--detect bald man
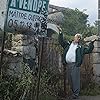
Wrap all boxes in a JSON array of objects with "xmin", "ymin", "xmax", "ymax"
[{"xmin": 58, "ymin": 31, "xmax": 95, "ymax": 99}]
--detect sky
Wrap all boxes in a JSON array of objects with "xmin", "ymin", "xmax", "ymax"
[{"xmin": 49, "ymin": 0, "xmax": 98, "ymax": 25}]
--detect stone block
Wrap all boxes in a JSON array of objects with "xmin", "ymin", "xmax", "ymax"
[
  {"xmin": 0, "ymin": 0, "xmax": 7, "ymax": 30},
  {"xmin": 94, "ymin": 41, "xmax": 100, "ymax": 48},
  {"xmin": 12, "ymin": 34, "xmax": 23, "ymax": 42},
  {"xmin": 7, "ymin": 56, "xmax": 23, "ymax": 76},
  {"xmin": 93, "ymin": 47, "xmax": 100, "ymax": 53},
  {"xmin": 93, "ymin": 64, "xmax": 100, "ymax": 76},
  {"xmin": 21, "ymin": 40, "xmax": 29, "ymax": 46},
  {"xmin": 8, "ymin": 62, "xmax": 23, "ymax": 76},
  {"xmin": 11, "ymin": 46, "xmax": 23, "ymax": 54},
  {"xmin": 91, "ymin": 53, "xmax": 100, "ymax": 64},
  {"xmin": 23, "ymin": 45, "xmax": 36, "ymax": 59},
  {"xmin": 93, "ymin": 64, "xmax": 100, "ymax": 83},
  {"xmin": 8, "ymin": 56, "xmax": 23, "ymax": 63},
  {"xmin": 12, "ymin": 40, "xmax": 23, "ymax": 47}
]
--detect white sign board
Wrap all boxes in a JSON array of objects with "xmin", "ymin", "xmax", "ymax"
[{"xmin": 4, "ymin": 0, "xmax": 49, "ymax": 35}]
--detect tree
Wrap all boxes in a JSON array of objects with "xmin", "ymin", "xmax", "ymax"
[
  {"xmin": 82, "ymin": 23, "xmax": 98, "ymax": 38},
  {"xmin": 61, "ymin": 8, "xmax": 88, "ymax": 36}
]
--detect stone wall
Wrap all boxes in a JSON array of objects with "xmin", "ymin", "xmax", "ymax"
[
  {"xmin": 6, "ymin": 34, "xmax": 37, "ymax": 76},
  {"xmin": 0, "ymin": 0, "xmax": 7, "ymax": 30},
  {"xmin": 84, "ymin": 35, "xmax": 100, "ymax": 83},
  {"xmin": 92, "ymin": 40, "xmax": 100, "ymax": 83}
]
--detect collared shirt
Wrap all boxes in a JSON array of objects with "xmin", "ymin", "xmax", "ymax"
[{"xmin": 66, "ymin": 42, "xmax": 78, "ymax": 63}]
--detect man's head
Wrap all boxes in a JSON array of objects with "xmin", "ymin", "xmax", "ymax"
[{"xmin": 74, "ymin": 33, "xmax": 82, "ymax": 43}]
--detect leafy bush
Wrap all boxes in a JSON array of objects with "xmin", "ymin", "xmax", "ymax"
[{"xmin": 0, "ymin": 63, "xmax": 36, "ymax": 100}]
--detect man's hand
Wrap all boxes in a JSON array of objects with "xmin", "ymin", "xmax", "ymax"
[
  {"xmin": 84, "ymin": 35, "xmax": 99, "ymax": 42},
  {"xmin": 91, "ymin": 39, "xmax": 96, "ymax": 43}
]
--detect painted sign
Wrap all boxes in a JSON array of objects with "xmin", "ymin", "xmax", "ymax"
[{"xmin": 4, "ymin": 0, "xmax": 49, "ymax": 35}]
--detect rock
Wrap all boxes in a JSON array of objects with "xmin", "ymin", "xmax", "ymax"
[
  {"xmin": 12, "ymin": 40, "xmax": 23, "ymax": 47},
  {"xmin": 94, "ymin": 41, "xmax": 100, "ymax": 48},
  {"xmin": 12, "ymin": 34, "xmax": 23, "ymax": 42},
  {"xmin": 47, "ymin": 23, "xmax": 59, "ymax": 33},
  {"xmin": 91, "ymin": 53, "xmax": 100, "ymax": 63},
  {"xmin": 0, "ymin": 0, "xmax": 7, "ymax": 30},
  {"xmin": 11, "ymin": 46, "xmax": 23, "ymax": 54},
  {"xmin": 84, "ymin": 35, "xmax": 100, "ymax": 42},
  {"xmin": 48, "ymin": 12, "xmax": 64, "ymax": 24}
]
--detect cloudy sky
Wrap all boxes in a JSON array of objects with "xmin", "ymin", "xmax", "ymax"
[{"xmin": 49, "ymin": 0, "xmax": 98, "ymax": 25}]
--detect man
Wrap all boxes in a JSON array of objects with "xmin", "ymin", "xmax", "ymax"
[{"xmin": 58, "ymin": 29, "xmax": 95, "ymax": 99}]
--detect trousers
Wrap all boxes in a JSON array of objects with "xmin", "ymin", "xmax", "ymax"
[{"xmin": 67, "ymin": 63, "xmax": 80, "ymax": 97}]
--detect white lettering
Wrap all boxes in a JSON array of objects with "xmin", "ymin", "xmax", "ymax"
[
  {"xmin": 28, "ymin": 0, "xmax": 33, "ymax": 10},
  {"xmin": 37, "ymin": 0, "xmax": 42, "ymax": 12},
  {"xmin": 10, "ymin": 0, "xmax": 16, "ymax": 7},
  {"xmin": 42, "ymin": 1, "xmax": 46, "ymax": 11},
  {"xmin": 23, "ymin": 0, "xmax": 27, "ymax": 9},
  {"xmin": 33, "ymin": 0, "xmax": 38, "ymax": 12},
  {"xmin": 19, "ymin": 0, "xmax": 24, "ymax": 9},
  {"xmin": 10, "ymin": 0, "xmax": 48, "ymax": 14},
  {"xmin": 8, "ymin": 9, "xmax": 27, "ymax": 20},
  {"xmin": 28, "ymin": 14, "xmax": 32, "ymax": 20},
  {"xmin": 9, "ymin": 10, "xmax": 14, "ymax": 16}
]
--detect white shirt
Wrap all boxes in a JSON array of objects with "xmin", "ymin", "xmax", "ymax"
[{"xmin": 66, "ymin": 42, "xmax": 78, "ymax": 63}]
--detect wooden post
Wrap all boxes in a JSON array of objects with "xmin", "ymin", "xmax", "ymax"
[{"xmin": 36, "ymin": 37, "xmax": 44, "ymax": 100}]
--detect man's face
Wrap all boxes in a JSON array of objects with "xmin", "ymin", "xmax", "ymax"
[{"xmin": 74, "ymin": 35, "xmax": 81, "ymax": 43}]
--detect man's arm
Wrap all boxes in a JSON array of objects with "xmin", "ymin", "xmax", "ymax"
[
  {"xmin": 84, "ymin": 41, "xmax": 95, "ymax": 54},
  {"xmin": 58, "ymin": 32, "xmax": 69, "ymax": 49}
]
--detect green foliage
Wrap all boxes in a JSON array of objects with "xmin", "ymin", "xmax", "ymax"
[
  {"xmin": 0, "ymin": 63, "xmax": 36, "ymax": 100},
  {"xmin": 59, "ymin": 8, "xmax": 98, "ymax": 38},
  {"xmin": 64, "ymin": 34, "xmax": 74, "ymax": 41},
  {"xmin": 82, "ymin": 25, "xmax": 98, "ymax": 38},
  {"xmin": 62, "ymin": 8, "xmax": 88, "ymax": 35},
  {"xmin": 0, "ymin": 60, "xmax": 64, "ymax": 100},
  {"xmin": 40, "ymin": 65, "xmax": 63, "ymax": 97}
]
